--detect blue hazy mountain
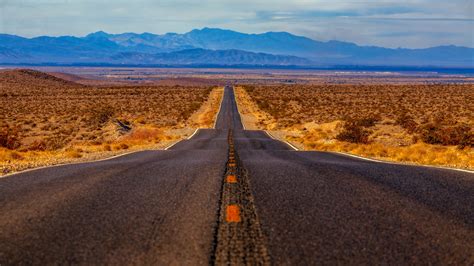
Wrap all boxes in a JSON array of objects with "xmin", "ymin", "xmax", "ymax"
[
  {"xmin": 111, "ymin": 48, "xmax": 311, "ymax": 65},
  {"xmin": 0, "ymin": 28, "xmax": 473, "ymax": 67}
]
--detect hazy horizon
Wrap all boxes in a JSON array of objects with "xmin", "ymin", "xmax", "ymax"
[
  {"xmin": 0, "ymin": 0, "xmax": 472, "ymax": 49},
  {"xmin": 2, "ymin": 27, "xmax": 473, "ymax": 50}
]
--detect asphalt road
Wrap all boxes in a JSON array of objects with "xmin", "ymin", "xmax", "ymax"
[{"xmin": 1, "ymin": 86, "xmax": 473, "ymax": 264}]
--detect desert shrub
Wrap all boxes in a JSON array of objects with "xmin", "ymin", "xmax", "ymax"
[
  {"xmin": 0, "ymin": 126, "xmax": 21, "ymax": 150},
  {"xmin": 189, "ymin": 102, "xmax": 202, "ymax": 112},
  {"xmin": 89, "ymin": 140, "xmax": 103, "ymax": 145},
  {"xmin": 28, "ymin": 140, "xmax": 47, "ymax": 151},
  {"xmin": 44, "ymin": 136, "xmax": 68, "ymax": 150},
  {"xmin": 418, "ymin": 123, "xmax": 472, "ymax": 147},
  {"xmin": 89, "ymin": 106, "xmax": 115, "ymax": 126},
  {"xmin": 123, "ymin": 128, "xmax": 162, "ymax": 142},
  {"xmin": 336, "ymin": 122, "xmax": 370, "ymax": 144},
  {"xmin": 9, "ymin": 151, "xmax": 24, "ymax": 160},
  {"xmin": 65, "ymin": 150, "xmax": 82, "ymax": 158},
  {"xmin": 458, "ymin": 131, "xmax": 474, "ymax": 149},
  {"xmin": 356, "ymin": 117, "xmax": 379, "ymax": 127},
  {"xmin": 343, "ymin": 116, "xmax": 380, "ymax": 128},
  {"xmin": 256, "ymin": 99, "xmax": 270, "ymax": 110},
  {"xmin": 396, "ymin": 113, "xmax": 418, "ymax": 133},
  {"xmin": 119, "ymin": 143, "xmax": 129, "ymax": 150}
]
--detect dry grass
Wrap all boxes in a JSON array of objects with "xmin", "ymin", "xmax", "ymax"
[
  {"xmin": 187, "ymin": 87, "xmax": 224, "ymax": 128},
  {"xmin": 236, "ymin": 85, "xmax": 474, "ymax": 169},
  {"xmin": 0, "ymin": 69, "xmax": 223, "ymax": 175}
]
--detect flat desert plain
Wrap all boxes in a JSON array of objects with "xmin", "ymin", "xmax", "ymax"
[
  {"xmin": 1, "ymin": 66, "xmax": 472, "ymax": 173},
  {"xmin": 236, "ymin": 83, "xmax": 473, "ymax": 169},
  {"xmin": 0, "ymin": 69, "xmax": 223, "ymax": 174}
]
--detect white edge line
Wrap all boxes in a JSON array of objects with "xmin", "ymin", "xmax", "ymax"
[
  {"xmin": 1, "ymin": 150, "xmax": 142, "ymax": 178},
  {"xmin": 213, "ymin": 86, "xmax": 225, "ymax": 129},
  {"xmin": 265, "ymin": 131, "xmax": 473, "ymax": 174},
  {"xmin": 165, "ymin": 128, "xmax": 200, "ymax": 150},
  {"xmin": 187, "ymin": 128, "xmax": 199, "ymax": 140},
  {"xmin": 265, "ymin": 131, "xmax": 298, "ymax": 151},
  {"xmin": 332, "ymin": 151, "xmax": 381, "ymax": 163},
  {"xmin": 164, "ymin": 139, "xmax": 182, "ymax": 150},
  {"xmin": 2, "ymin": 131, "xmax": 200, "ymax": 178},
  {"xmin": 331, "ymin": 151, "xmax": 474, "ymax": 174}
]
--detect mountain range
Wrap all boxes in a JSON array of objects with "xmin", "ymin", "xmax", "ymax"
[{"xmin": 0, "ymin": 27, "xmax": 473, "ymax": 67}]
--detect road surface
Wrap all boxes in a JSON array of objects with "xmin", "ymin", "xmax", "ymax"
[{"xmin": 0, "ymin": 86, "xmax": 473, "ymax": 264}]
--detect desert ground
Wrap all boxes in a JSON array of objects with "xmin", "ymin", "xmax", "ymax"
[
  {"xmin": 235, "ymin": 84, "xmax": 473, "ymax": 169},
  {"xmin": 0, "ymin": 68, "xmax": 473, "ymax": 264},
  {"xmin": 0, "ymin": 69, "xmax": 223, "ymax": 174},
  {"xmin": 1, "ymin": 66, "xmax": 472, "ymax": 173},
  {"xmin": 18, "ymin": 66, "xmax": 474, "ymax": 85}
]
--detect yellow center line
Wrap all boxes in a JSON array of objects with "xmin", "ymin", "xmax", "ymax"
[
  {"xmin": 226, "ymin": 205, "xmax": 241, "ymax": 222},
  {"xmin": 226, "ymin": 174, "xmax": 237, "ymax": 183}
]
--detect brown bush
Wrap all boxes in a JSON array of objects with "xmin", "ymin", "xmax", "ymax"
[
  {"xmin": 346, "ymin": 116, "xmax": 380, "ymax": 128},
  {"xmin": 418, "ymin": 123, "xmax": 473, "ymax": 148},
  {"xmin": 89, "ymin": 106, "xmax": 115, "ymax": 127},
  {"xmin": 65, "ymin": 150, "xmax": 82, "ymax": 158},
  {"xmin": 396, "ymin": 113, "xmax": 418, "ymax": 133},
  {"xmin": 336, "ymin": 122, "xmax": 370, "ymax": 144},
  {"xmin": 43, "ymin": 136, "xmax": 68, "ymax": 151},
  {"xmin": 123, "ymin": 128, "xmax": 162, "ymax": 142},
  {"xmin": 119, "ymin": 143, "xmax": 129, "ymax": 150},
  {"xmin": 0, "ymin": 126, "xmax": 21, "ymax": 150},
  {"xmin": 28, "ymin": 140, "xmax": 48, "ymax": 151}
]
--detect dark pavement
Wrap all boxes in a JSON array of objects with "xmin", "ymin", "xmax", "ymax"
[{"xmin": 0, "ymin": 86, "xmax": 473, "ymax": 264}]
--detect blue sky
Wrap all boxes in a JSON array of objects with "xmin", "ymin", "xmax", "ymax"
[{"xmin": 0, "ymin": 0, "xmax": 473, "ymax": 48}]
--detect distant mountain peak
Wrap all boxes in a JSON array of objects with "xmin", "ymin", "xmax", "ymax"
[
  {"xmin": 1, "ymin": 28, "xmax": 473, "ymax": 67},
  {"xmin": 86, "ymin": 31, "xmax": 110, "ymax": 38},
  {"xmin": 111, "ymin": 48, "xmax": 312, "ymax": 65},
  {"xmin": 188, "ymin": 27, "xmax": 241, "ymax": 35},
  {"xmin": 199, "ymin": 27, "xmax": 229, "ymax": 32}
]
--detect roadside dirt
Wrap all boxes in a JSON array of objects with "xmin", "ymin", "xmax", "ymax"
[{"xmin": 187, "ymin": 87, "xmax": 224, "ymax": 128}]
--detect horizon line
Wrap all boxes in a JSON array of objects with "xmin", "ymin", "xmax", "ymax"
[{"xmin": 1, "ymin": 27, "xmax": 473, "ymax": 50}]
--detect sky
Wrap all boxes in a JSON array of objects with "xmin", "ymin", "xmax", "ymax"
[{"xmin": 0, "ymin": 0, "xmax": 473, "ymax": 48}]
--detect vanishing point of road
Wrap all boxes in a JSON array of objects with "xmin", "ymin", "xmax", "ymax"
[{"xmin": 0, "ymin": 87, "xmax": 473, "ymax": 264}]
